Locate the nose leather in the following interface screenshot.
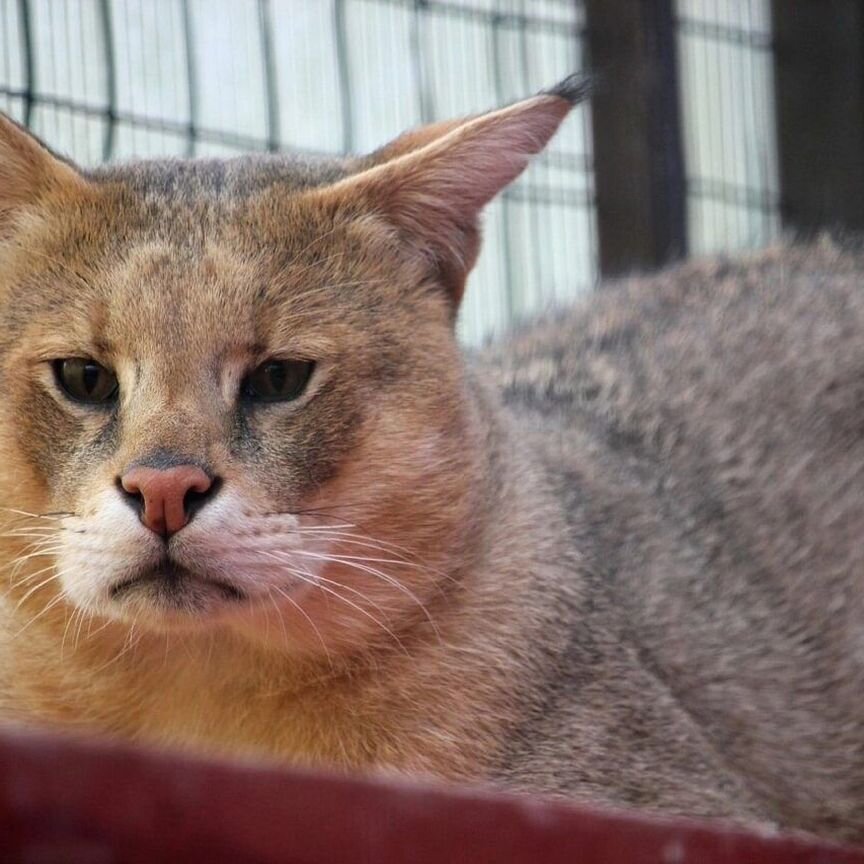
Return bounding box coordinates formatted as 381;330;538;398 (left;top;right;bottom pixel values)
120;465;212;536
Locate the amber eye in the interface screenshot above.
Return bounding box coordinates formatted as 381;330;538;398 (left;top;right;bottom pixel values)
242;359;315;403
53;358;119;405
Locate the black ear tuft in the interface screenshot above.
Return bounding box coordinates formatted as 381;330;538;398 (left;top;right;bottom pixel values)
542;73;594;106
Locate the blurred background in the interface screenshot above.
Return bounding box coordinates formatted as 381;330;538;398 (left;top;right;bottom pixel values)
0;1;861;343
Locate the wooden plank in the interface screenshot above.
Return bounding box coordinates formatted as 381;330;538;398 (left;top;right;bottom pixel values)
0;727;862;863
584;0;688;276
772;0;864;232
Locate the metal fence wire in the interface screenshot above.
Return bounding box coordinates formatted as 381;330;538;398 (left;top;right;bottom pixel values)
0;0;779;344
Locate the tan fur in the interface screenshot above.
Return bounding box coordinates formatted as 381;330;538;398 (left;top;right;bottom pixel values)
0;81;863;844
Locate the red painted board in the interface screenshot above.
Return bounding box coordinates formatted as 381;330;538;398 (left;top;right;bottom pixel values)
0;726;862;864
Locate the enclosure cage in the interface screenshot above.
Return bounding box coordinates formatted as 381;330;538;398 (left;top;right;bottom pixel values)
0;0;860;343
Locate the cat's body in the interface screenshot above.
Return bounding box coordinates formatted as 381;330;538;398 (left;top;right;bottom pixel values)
485;241;864;840
0;81;861;843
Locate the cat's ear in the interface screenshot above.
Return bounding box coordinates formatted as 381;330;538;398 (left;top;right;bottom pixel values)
0;113;83;232
364;118;467;164
313;75;590;306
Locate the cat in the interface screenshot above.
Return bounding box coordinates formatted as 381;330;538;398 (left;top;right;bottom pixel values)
0;75;862;845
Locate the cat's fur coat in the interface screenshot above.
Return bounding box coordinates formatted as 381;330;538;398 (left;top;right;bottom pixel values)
0;78;862;843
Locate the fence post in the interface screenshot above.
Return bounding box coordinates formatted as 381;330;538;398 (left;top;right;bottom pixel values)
584;0;687;277
772;1;864;234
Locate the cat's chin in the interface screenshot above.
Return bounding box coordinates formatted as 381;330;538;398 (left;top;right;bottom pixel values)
100;563;318;643
103;561;257;631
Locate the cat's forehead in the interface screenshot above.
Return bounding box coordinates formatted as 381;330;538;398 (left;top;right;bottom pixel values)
5;157;409;364
84;230;368;360
22;153;376;309
85;152;357;200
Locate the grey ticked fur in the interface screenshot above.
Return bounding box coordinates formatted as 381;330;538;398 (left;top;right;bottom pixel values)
480;239;864;841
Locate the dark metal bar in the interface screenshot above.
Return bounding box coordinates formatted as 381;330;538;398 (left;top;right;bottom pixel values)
410;0;433;124
16;0;34;127
97;0;116;160
518;0;543;304
180;0;199;157
584;0;688;276
257;0;280;153
333;0;354;152
490;10;516;321
772;0;864;233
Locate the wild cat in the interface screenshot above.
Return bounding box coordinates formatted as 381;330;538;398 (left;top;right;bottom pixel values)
0;76;862;844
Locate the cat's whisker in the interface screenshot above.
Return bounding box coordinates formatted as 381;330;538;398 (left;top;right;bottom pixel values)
1;526;59;541
12;590;68;639
290;549;439;634
264;587;293;655
258;548;393;621
12;563;66;608
0;541;56;560
1;531;62;544
267;508;442;566
61;605;82;661
5;545;64;581
90;610;145;674
270;584;335;668
73;596;91;652
85;615;113;642
294;531;451;581
256;552;408;655
0;506;76;522
254;523;427;569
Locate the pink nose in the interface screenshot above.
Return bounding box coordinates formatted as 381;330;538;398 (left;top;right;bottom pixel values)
120;465;213;537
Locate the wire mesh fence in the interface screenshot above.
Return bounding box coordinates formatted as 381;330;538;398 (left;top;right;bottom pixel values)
677;0;779;254
0;0;782;343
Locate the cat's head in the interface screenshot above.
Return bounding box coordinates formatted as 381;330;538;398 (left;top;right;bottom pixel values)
0;78;586;656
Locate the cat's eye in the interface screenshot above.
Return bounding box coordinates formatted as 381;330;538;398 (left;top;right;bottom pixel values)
242;359;315;403
53;358;119;405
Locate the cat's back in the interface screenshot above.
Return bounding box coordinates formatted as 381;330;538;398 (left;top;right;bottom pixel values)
486;239;864;440
483;240;864;838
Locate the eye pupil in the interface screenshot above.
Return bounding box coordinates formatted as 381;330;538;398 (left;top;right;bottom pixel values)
82;363;100;396
243;359;314;403
54;358;118;406
266;362;287;394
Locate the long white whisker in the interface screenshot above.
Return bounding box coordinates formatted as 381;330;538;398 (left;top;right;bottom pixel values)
13;591;68;638
260;555;408;655
255;549;394;623
61;605;83;660
291;549;438;634
265;587;291;652
4;547;64;581
270;584;335;667
0;507;74;522
13;565;68;609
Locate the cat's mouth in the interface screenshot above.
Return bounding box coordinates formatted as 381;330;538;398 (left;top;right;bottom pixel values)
109;559;247;606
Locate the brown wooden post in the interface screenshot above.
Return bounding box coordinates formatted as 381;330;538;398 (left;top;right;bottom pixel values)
584;0;688;277
772;0;864;234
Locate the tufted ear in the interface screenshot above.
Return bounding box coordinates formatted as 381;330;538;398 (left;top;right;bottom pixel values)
0;114;84;234
312;75;590;306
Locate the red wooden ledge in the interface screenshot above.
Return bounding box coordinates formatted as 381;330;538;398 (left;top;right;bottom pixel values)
0;727;861;863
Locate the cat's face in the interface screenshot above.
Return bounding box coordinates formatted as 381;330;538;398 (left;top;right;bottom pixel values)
0;80;581;655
